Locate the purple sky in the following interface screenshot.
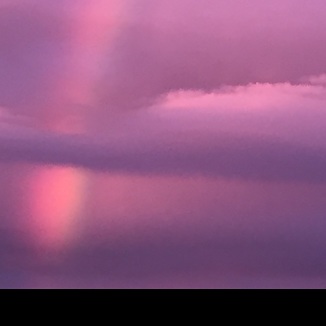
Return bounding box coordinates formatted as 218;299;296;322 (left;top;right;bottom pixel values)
1;0;326;288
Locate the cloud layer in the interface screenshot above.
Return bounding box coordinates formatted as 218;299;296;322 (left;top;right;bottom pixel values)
1;82;326;184
100;0;326;110
2;0;326;120
1;1;326;288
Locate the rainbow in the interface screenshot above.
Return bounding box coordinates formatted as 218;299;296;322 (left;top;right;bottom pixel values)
24;1;126;252
27;166;87;253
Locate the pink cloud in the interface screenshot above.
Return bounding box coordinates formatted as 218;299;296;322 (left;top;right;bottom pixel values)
1;1;326;288
96;0;326;112
1;81;326;184
1;0;326;124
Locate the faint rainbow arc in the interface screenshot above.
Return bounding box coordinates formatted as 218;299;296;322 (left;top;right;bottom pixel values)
26;1;125;252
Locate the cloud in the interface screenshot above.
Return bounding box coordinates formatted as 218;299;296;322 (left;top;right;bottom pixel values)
302;74;326;86
1;82;326;183
0;2;71;116
97;0;326;112
0;0;126;125
2;1;326;288
1;0;326;123
2;209;326;288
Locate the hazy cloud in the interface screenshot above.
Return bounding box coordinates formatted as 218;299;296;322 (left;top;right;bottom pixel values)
1;0;326;122
1;82;326;183
1;1;326;289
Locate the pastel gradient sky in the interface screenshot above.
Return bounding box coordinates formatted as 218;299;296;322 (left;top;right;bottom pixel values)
1;0;326;288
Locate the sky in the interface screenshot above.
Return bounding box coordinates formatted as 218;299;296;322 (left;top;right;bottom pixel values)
1;0;326;288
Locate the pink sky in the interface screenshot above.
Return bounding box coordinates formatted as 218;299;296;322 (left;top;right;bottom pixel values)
1;0;326;288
